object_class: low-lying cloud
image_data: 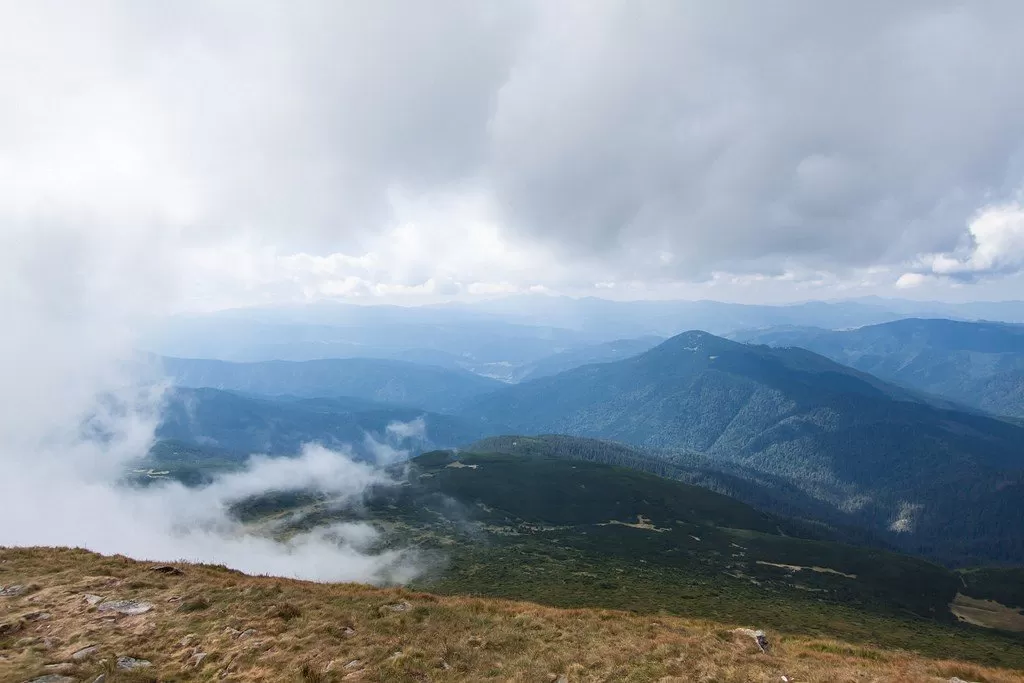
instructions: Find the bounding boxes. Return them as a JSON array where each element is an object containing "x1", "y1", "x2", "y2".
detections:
[{"x1": 0, "y1": 210, "x2": 422, "y2": 584}]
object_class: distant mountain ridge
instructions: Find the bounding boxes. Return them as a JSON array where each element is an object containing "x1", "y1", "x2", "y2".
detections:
[
  {"x1": 157, "y1": 387, "x2": 500, "y2": 459},
  {"x1": 161, "y1": 356, "x2": 503, "y2": 413},
  {"x1": 466, "y1": 330, "x2": 1024, "y2": 564},
  {"x1": 732, "y1": 318, "x2": 1024, "y2": 418}
]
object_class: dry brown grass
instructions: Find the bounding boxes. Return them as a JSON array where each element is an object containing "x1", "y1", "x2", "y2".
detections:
[
  {"x1": 2, "y1": 546, "x2": 1022, "y2": 683},
  {"x1": 951, "y1": 593, "x2": 1024, "y2": 633}
]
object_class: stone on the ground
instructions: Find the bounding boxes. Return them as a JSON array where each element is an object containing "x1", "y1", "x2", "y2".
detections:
[
  {"x1": 1, "y1": 584, "x2": 26, "y2": 596},
  {"x1": 732, "y1": 627, "x2": 770, "y2": 653},
  {"x1": 97, "y1": 600, "x2": 153, "y2": 615},
  {"x1": 187, "y1": 651, "x2": 208, "y2": 667},
  {"x1": 70, "y1": 645, "x2": 98, "y2": 660},
  {"x1": 149, "y1": 565, "x2": 183, "y2": 575},
  {"x1": 25, "y1": 676, "x2": 76, "y2": 683},
  {"x1": 116, "y1": 656, "x2": 152, "y2": 670},
  {"x1": 0, "y1": 620, "x2": 22, "y2": 636},
  {"x1": 82, "y1": 595, "x2": 103, "y2": 606},
  {"x1": 381, "y1": 601, "x2": 412, "y2": 612}
]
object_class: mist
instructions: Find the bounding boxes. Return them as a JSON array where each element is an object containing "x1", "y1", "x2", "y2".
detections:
[{"x1": 0, "y1": 219, "x2": 424, "y2": 584}]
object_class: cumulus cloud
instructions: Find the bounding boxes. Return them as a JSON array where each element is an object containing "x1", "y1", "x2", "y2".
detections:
[
  {"x1": 905, "y1": 202, "x2": 1024, "y2": 283},
  {"x1": 4, "y1": 1, "x2": 1024, "y2": 306}
]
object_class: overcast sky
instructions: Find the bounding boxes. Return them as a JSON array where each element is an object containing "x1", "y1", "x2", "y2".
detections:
[{"x1": 4, "y1": 0, "x2": 1024, "y2": 310}]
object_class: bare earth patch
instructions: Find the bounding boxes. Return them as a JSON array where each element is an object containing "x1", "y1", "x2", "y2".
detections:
[
  {"x1": 598, "y1": 515, "x2": 670, "y2": 532},
  {"x1": 755, "y1": 561, "x2": 858, "y2": 579},
  {"x1": 445, "y1": 461, "x2": 479, "y2": 470},
  {"x1": 951, "y1": 593, "x2": 1024, "y2": 633}
]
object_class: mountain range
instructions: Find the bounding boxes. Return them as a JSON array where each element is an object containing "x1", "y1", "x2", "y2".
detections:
[
  {"x1": 732, "y1": 318, "x2": 1024, "y2": 418},
  {"x1": 156, "y1": 387, "x2": 499, "y2": 459},
  {"x1": 465, "y1": 331, "x2": 1024, "y2": 564},
  {"x1": 153, "y1": 321, "x2": 1024, "y2": 566},
  {"x1": 160, "y1": 356, "x2": 503, "y2": 413}
]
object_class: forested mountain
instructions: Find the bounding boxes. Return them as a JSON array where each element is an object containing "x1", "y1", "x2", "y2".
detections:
[
  {"x1": 160, "y1": 356, "x2": 503, "y2": 413},
  {"x1": 514, "y1": 336, "x2": 665, "y2": 381},
  {"x1": 467, "y1": 435, "x2": 885, "y2": 545},
  {"x1": 465, "y1": 331, "x2": 1024, "y2": 564},
  {"x1": 732, "y1": 318, "x2": 1024, "y2": 418},
  {"x1": 157, "y1": 387, "x2": 499, "y2": 458}
]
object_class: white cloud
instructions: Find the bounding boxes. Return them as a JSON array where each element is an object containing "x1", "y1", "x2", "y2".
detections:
[
  {"x1": 910, "y1": 202, "x2": 1024, "y2": 281},
  {"x1": 4, "y1": 2, "x2": 1024, "y2": 308}
]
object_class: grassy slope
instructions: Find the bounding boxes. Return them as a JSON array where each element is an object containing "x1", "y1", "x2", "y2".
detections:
[
  {"x1": 2, "y1": 547, "x2": 1024, "y2": 683},
  {"x1": 252, "y1": 450, "x2": 1024, "y2": 669}
]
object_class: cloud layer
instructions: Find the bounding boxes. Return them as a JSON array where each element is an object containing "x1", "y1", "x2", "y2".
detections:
[{"x1": 3, "y1": 1, "x2": 1024, "y2": 307}]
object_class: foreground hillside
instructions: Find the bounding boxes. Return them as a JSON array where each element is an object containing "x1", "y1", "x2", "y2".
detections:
[
  {"x1": 732, "y1": 319, "x2": 1024, "y2": 418},
  {"x1": 2, "y1": 548, "x2": 1022, "y2": 683},
  {"x1": 234, "y1": 450, "x2": 1024, "y2": 670},
  {"x1": 466, "y1": 331, "x2": 1024, "y2": 564}
]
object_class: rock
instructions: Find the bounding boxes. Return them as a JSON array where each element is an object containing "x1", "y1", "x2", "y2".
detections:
[
  {"x1": 224, "y1": 626, "x2": 241, "y2": 638},
  {"x1": 340, "y1": 626, "x2": 356, "y2": 636},
  {"x1": 70, "y1": 645, "x2": 99, "y2": 660},
  {"x1": 0, "y1": 584, "x2": 26, "y2": 596},
  {"x1": 93, "y1": 676, "x2": 107, "y2": 683},
  {"x1": 187, "y1": 652, "x2": 208, "y2": 667},
  {"x1": 344, "y1": 660, "x2": 363, "y2": 670},
  {"x1": 381, "y1": 600, "x2": 412, "y2": 613},
  {"x1": 43, "y1": 664, "x2": 74, "y2": 673},
  {"x1": 82, "y1": 594, "x2": 103, "y2": 606},
  {"x1": 555, "y1": 675, "x2": 569, "y2": 683},
  {"x1": 732, "y1": 627, "x2": 770, "y2": 653},
  {"x1": 97, "y1": 600, "x2": 153, "y2": 615},
  {"x1": 179, "y1": 633, "x2": 198, "y2": 647},
  {"x1": 238, "y1": 628, "x2": 257, "y2": 640},
  {"x1": 0, "y1": 620, "x2": 23, "y2": 636},
  {"x1": 25, "y1": 676, "x2": 76, "y2": 683},
  {"x1": 23, "y1": 611, "x2": 51, "y2": 621},
  {"x1": 116, "y1": 656, "x2": 152, "y2": 670},
  {"x1": 149, "y1": 565, "x2": 183, "y2": 575}
]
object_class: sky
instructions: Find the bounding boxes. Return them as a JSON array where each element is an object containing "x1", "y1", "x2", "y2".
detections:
[{"x1": 4, "y1": 1, "x2": 1024, "y2": 311}]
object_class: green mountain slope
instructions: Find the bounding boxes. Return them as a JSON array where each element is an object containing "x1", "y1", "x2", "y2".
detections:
[
  {"x1": 464, "y1": 331, "x2": 1024, "y2": 564},
  {"x1": 514, "y1": 336, "x2": 665, "y2": 381},
  {"x1": 467, "y1": 434, "x2": 888, "y2": 547},
  {"x1": 161, "y1": 356, "x2": 504, "y2": 413},
  {"x1": 243, "y1": 448, "x2": 1024, "y2": 667},
  {"x1": 732, "y1": 318, "x2": 1024, "y2": 418}
]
